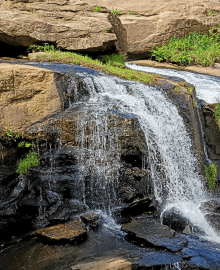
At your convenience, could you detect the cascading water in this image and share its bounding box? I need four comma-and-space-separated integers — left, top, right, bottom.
26, 62, 220, 242
67, 68, 220, 242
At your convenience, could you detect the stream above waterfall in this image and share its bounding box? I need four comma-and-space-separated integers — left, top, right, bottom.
1, 61, 220, 269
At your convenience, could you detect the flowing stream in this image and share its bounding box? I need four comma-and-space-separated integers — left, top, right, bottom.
27, 62, 220, 242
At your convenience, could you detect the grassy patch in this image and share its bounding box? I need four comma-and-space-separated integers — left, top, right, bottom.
17, 151, 39, 174
204, 163, 217, 190
29, 46, 157, 84
151, 31, 220, 66
111, 9, 120, 16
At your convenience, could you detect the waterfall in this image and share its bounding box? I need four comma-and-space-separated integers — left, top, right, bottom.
69, 69, 220, 242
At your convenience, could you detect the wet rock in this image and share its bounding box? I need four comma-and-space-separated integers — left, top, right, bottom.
200, 200, 220, 214
80, 212, 100, 229
71, 258, 132, 270
204, 214, 220, 234
133, 251, 182, 270
122, 215, 188, 252
162, 208, 189, 232
35, 219, 87, 243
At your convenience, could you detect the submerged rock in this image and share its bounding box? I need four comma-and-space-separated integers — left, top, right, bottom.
80, 212, 100, 229
122, 215, 188, 252
35, 219, 87, 243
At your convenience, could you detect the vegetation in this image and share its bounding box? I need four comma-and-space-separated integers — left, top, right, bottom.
151, 31, 220, 66
28, 45, 158, 84
187, 86, 194, 96
215, 102, 220, 130
128, 11, 136, 15
111, 9, 120, 16
27, 43, 55, 53
204, 163, 217, 190
17, 152, 39, 174
93, 5, 101, 12
208, 10, 218, 16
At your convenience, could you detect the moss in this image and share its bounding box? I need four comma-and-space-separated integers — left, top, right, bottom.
17, 151, 39, 174
204, 163, 217, 190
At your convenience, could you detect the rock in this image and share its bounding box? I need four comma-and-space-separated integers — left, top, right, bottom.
162, 208, 189, 232
35, 219, 87, 242
0, 1, 126, 53
80, 212, 100, 229
71, 258, 132, 270
204, 213, 220, 234
85, 0, 220, 57
122, 215, 188, 252
200, 200, 220, 214
0, 63, 71, 133
133, 251, 182, 270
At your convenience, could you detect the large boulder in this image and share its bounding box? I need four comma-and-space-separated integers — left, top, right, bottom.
0, 0, 127, 53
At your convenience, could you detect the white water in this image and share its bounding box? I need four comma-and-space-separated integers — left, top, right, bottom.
126, 63, 220, 104
71, 70, 220, 242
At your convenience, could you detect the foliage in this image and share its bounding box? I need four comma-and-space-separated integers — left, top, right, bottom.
204, 163, 217, 190
100, 53, 126, 68
17, 152, 39, 174
27, 43, 56, 53
208, 10, 218, 16
18, 141, 32, 148
187, 86, 194, 96
174, 85, 180, 92
215, 102, 220, 130
93, 5, 101, 12
6, 129, 20, 140
128, 11, 136, 15
150, 31, 220, 66
111, 9, 120, 16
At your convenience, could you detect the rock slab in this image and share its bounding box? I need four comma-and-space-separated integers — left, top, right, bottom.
122, 215, 187, 252
35, 219, 87, 242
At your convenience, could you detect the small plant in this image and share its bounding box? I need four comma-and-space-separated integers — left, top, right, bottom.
28, 43, 56, 53
129, 11, 136, 15
188, 86, 194, 95
105, 29, 108, 33
174, 85, 180, 92
29, 8, 36, 13
93, 5, 101, 12
193, 100, 197, 108
100, 54, 126, 68
215, 102, 220, 130
204, 163, 217, 190
18, 141, 32, 148
111, 8, 120, 16
208, 10, 218, 16
17, 152, 39, 174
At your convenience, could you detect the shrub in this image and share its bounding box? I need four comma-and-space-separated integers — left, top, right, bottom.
17, 152, 39, 174
204, 163, 217, 190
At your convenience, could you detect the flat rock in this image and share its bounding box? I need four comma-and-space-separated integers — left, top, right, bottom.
35, 219, 87, 242
71, 258, 132, 270
133, 251, 182, 269
80, 212, 100, 229
122, 215, 187, 252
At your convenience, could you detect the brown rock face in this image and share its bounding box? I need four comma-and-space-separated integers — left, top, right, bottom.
0, 1, 121, 53
35, 219, 87, 241
0, 63, 68, 132
84, 0, 220, 56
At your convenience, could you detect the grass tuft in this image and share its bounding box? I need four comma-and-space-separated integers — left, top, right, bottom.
17, 152, 39, 174
204, 163, 217, 190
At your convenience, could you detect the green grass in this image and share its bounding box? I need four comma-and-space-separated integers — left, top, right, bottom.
208, 10, 218, 16
204, 163, 217, 190
17, 152, 39, 174
93, 5, 101, 12
151, 31, 220, 66
111, 9, 120, 16
28, 45, 157, 84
